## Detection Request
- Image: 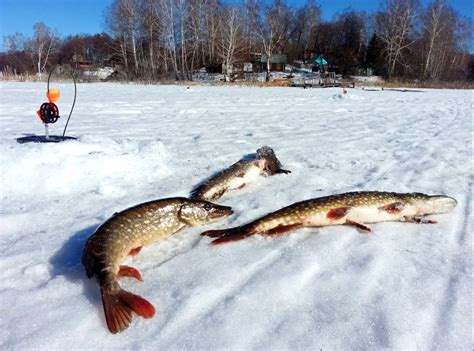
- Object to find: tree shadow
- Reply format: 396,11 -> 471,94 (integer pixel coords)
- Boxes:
49,224 -> 101,305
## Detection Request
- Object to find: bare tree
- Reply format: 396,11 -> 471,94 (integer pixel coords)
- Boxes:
105,2 -> 128,71
141,0 -> 161,76
217,5 -> 244,81
158,0 -> 179,78
290,0 -> 320,62
176,0 -> 190,78
3,32 -> 27,52
376,0 -> 419,79
122,0 -> 141,74
188,0 -> 218,71
420,0 -> 458,80
204,0 -> 221,66
252,0 -> 292,80
29,23 -> 58,76
107,0 -> 142,75
241,0 -> 259,55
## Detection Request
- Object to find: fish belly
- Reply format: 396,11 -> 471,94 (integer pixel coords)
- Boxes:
306,206 -> 418,227
227,166 -> 262,190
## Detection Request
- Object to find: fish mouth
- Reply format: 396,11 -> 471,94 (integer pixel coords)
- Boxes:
426,195 -> 457,213
210,205 -> 234,219
256,146 -> 283,174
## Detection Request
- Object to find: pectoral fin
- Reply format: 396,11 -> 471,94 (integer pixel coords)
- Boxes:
128,246 -> 142,256
264,223 -> 302,236
345,219 -> 372,232
118,265 -> 143,281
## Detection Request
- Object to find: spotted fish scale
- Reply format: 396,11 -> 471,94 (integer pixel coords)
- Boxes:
201,191 -> 457,245
82,197 -> 233,333
190,146 -> 290,201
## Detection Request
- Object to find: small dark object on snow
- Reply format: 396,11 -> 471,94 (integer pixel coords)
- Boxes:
16,135 -> 78,144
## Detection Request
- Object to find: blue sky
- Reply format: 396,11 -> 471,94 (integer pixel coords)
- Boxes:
0,0 -> 472,51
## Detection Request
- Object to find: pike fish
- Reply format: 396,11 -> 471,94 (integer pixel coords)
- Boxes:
201,191 -> 457,245
190,146 -> 291,201
82,197 -> 233,334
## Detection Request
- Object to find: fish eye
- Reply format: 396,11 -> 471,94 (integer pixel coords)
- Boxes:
204,203 -> 212,211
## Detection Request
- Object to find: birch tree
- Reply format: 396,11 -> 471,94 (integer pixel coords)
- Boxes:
174,0 -> 189,78
253,0 -> 292,80
31,22 -> 58,76
217,5 -> 244,81
158,0 -> 179,78
107,0 -> 142,75
187,0 -> 218,71
203,0 -> 220,65
376,0 -> 419,79
420,0 -> 457,80
141,0 -> 161,76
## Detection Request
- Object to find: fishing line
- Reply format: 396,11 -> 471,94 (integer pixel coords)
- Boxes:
46,66 -> 77,137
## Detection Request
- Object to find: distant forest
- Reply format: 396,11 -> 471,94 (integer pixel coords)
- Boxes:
1,0 -> 473,82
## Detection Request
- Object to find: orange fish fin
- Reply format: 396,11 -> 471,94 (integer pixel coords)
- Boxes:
327,207 -> 351,220
345,219 -> 372,232
203,225 -> 256,245
380,202 -> 404,214
119,290 -> 155,319
101,287 -> 155,334
118,265 -> 143,281
264,223 -> 302,236
128,246 -> 142,256
101,288 -> 133,334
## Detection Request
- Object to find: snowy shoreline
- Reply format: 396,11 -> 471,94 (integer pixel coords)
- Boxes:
0,82 -> 472,349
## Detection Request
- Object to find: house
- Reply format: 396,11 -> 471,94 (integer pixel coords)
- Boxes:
259,54 -> 288,71
103,54 -> 123,69
69,54 -> 93,70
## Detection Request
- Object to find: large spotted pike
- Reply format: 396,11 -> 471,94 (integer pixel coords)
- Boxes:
190,146 -> 290,201
201,191 -> 457,245
82,197 -> 233,334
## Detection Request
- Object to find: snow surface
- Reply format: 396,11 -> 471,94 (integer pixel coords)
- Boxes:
0,82 -> 472,350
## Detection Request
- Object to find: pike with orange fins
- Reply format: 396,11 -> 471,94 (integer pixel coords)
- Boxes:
190,146 -> 290,202
201,191 -> 457,245
82,197 -> 233,333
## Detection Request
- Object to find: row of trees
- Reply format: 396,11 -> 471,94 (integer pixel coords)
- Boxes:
1,0 -> 472,81
1,23 -> 115,77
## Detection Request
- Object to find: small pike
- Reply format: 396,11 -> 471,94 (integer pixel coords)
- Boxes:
82,197 -> 233,333
190,146 -> 290,201
201,191 -> 457,245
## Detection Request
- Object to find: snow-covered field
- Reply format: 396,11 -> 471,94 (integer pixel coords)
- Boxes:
0,82 -> 472,350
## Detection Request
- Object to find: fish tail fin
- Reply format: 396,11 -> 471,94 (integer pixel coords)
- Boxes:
101,286 -> 155,334
201,225 -> 256,245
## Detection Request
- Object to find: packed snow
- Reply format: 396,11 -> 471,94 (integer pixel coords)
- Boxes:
0,82 -> 472,350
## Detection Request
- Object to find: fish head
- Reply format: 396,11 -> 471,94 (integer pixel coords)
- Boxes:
408,193 -> 458,215
256,146 -> 282,175
179,200 -> 234,225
